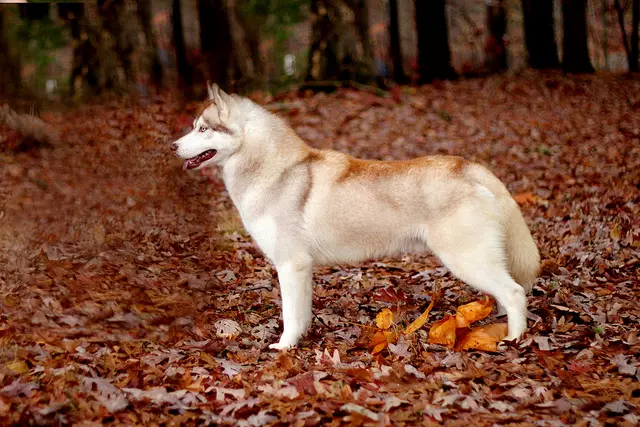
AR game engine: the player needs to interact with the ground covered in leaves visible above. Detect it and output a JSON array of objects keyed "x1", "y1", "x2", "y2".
[{"x1": 1, "y1": 71, "x2": 639, "y2": 425}]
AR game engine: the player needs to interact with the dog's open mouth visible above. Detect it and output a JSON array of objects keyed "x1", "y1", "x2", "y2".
[{"x1": 183, "y1": 150, "x2": 217, "y2": 170}]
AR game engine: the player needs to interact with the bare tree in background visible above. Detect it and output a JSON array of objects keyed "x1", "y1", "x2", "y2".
[
  {"x1": 228, "y1": 0, "x2": 265, "y2": 90},
  {"x1": 0, "y1": 8, "x2": 23, "y2": 100},
  {"x1": 198, "y1": 0, "x2": 232, "y2": 90},
  {"x1": 522, "y1": 0, "x2": 559, "y2": 69},
  {"x1": 137, "y1": 0, "x2": 163, "y2": 87},
  {"x1": 415, "y1": 0, "x2": 456, "y2": 82},
  {"x1": 613, "y1": 0, "x2": 639, "y2": 72},
  {"x1": 306, "y1": 0, "x2": 374, "y2": 83},
  {"x1": 561, "y1": 0, "x2": 594, "y2": 73},
  {"x1": 485, "y1": 0, "x2": 507, "y2": 72},
  {"x1": 173, "y1": 0, "x2": 193, "y2": 91},
  {"x1": 389, "y1": 0, "x2": 408, "y2": 83},
  {"x1": 634, "y1": 0, "x2": 640, "y2": 72},
  {"x1": 63, "y1": 0, "x2": 154, "y2": 95}
]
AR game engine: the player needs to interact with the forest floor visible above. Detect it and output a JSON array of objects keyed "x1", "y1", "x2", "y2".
[{"x1": 1, "y1": 71, "x2": 639, "y2": 426}]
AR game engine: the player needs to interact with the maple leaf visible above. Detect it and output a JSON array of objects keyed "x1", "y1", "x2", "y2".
[
  {"x1": 456, "y1": 323, "x2": 508, "y2": 352},
  {"x1": 454, "y1": 297, "x2": 493, "y2": 328},
  {"x1": 375, "y1": 308, "x2": 393, "y2": 329},
  {"x1": 428, "y1": 315, "x2": 457, "y2": 348}
]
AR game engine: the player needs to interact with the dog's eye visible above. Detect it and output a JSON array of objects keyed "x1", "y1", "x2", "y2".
[{"x1": 199, "y1": 126, "x2": 207, "y2": 132}]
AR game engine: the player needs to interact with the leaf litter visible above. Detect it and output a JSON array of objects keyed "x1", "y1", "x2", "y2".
[{"x1": 1, "y1": 72, "x2": 639, "y2": 424}]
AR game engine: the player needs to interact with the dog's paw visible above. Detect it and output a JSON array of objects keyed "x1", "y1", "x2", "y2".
[{"x1": 268, "y1": 342, "x2": 292, "y2": 351}]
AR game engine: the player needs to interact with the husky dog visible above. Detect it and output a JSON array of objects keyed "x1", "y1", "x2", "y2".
[{"x1": 171, "y1": 83, "x2": 540, "y2": 350}]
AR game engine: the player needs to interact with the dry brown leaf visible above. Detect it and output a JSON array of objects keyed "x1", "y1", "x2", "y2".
[
  {"x1": 404, "y1": 298, "x2": 435, "y2": 335},
  {"x1": 456, "y1": 323, "x2": 508, "y2": 352},
  {"x1": 375, "y1": 308, "x2": 394, "y2": 330},
  {"x1": 455, "y1": 297, "x2": 494, "y2": 328},
  {"x1": 428, "y1": 315, "x2": 457, "y2": 348}
]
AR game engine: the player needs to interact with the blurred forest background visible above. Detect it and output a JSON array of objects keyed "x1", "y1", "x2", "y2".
[{"x1": 0, "y1": 0, "x2": 639, "y2": 103}]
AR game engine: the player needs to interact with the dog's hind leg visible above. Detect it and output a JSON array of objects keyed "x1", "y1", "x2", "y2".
[
  {"x1": 425, "y1": 211, "x2": 528, "y2": 340},
  {"x1": 269, "y1": 256, "x2": 314, "y2": 350}
]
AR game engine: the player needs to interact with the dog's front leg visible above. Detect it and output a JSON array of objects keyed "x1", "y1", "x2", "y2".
[{"x1": 269, "y1": 259, "x2": 313, "y2": 350}]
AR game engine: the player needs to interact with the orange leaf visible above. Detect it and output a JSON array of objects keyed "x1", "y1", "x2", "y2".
[
  {"x1": 514, "y1": 192, "x2": 537, "y2": 205},
  {"x1": 455, "y1": 297, "x2": 494, "y2": 328},
  {"x1": 369, "y1": 330, "x2": 398, "y2": 355},
  {"x1": 428, "y1": 315, "x2": 457, "y2": 348},
  {"x1": 404, "y1": 298, "x2": 435, "y2": 335},
  {"x1": 456, "y1": 323, "x2": 508, "y2": 352},
  {"x1": 375, "y1": 308, "x2": 394, "y2": 330}
]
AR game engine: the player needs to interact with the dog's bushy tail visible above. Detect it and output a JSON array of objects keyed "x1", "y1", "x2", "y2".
[
  {"x1": 504, "y1": 201, "x2": 540, "y2": 293},
  {"x1": 467, "y1": 164, "x2": 540, "y2": 292}
]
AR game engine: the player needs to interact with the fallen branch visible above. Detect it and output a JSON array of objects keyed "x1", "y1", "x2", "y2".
[{"x1": 0, "y1": 104, "x2": 58, "y2": 150}]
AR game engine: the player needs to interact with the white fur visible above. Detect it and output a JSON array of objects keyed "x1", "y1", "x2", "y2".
[{"x1": 171, "y1": 84, "x2": 541, "y2": 349}]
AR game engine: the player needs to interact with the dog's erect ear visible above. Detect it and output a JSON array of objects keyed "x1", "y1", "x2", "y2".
[{"x1": 207, "y1": 81, "x2": 232, "y2": 119}]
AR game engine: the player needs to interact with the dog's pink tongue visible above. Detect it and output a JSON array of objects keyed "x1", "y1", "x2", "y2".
[{"x1": 182, "y1": 160, "x2": 190, "y2": 171}]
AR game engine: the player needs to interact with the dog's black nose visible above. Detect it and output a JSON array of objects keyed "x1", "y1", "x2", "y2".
[{"x1": 170, "y1": 143, "x2": 178, "y2": 152}]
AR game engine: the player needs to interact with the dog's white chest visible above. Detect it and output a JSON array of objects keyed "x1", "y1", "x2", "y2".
[{"x1": 245, "y1": 215, "x2": 278, "y2": 260}]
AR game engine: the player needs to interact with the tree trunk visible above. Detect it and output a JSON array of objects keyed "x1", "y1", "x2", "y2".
[
  {"x1": 415, "y1": 0, "x2": 456, "y2": 82},
  {"x1": 19, "y1": 3, "x2": 50, "y2": 20},
  {"x1": 631, "y1": 0, "x2": 639, "y2": 72},
  {"x1": 97, "y1": 0, "x2": 138, "y2": 85},
  {"x1": 198, "y1": 0, "x2": 232, "y2": 90},
  {"x1": 389, "y1": 0, "x2": 408, "y2": 83},
  {"x1": 137, "y1": 0, "x2": 163, "y2": 87},
  {"x1": 228, "y1": 0, "x2": 265, "y2": 90},
  {"x1": 58, "y1": 3, "x2": 91, "y2": 96},
  {"x1": 522, "y1": 0, "x2": 559, "y2": 69},
  {"x1": 173, "y1": 0, "x2": 192, "y2": 89},
  {"x1": 561, "y1": 0, "x2": 594, "y2": 73},
  {"x1": 0, "y1": 8, "x2": 23, "y2": 101},
  {"x1": 485, "y1": 0, "x2": 508, "y2": 72},
  {"x1": 306, "y1": 0, "x2": 374, "y2": 84}
]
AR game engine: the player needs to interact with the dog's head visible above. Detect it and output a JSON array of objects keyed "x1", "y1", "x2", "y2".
[{"x1": 171, "y1": 83, "x2": 243, "y2": 170}]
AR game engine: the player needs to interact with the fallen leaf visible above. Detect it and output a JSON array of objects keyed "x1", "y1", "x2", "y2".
[
  {"x1": 375, "y1": 308, "x2": 394, "y2": 330},
  {"x1": 404, "y1": 298, "x2": 435, "y2": 335},
  {"x1": 455, "y1": 297, "x2": 493, "y2": 328},
  {"x1": 340, "y1": 403, "x2": 381, "y2": 421},
  {"x1": 369, "y1": 330, "x2": 398, "y2": 354},
  {"x1": 214, "y1": 319, "x2": 242, "y2": 339},
  {"x1": 456, "y1": 323, "x2": 508, "y2": 352},
  {"x1": 428, "y1": 315, "x2": 457, "y2": 348},
  {"x1": 5, "y1": 360, "x2": 29, "y2": 375}
]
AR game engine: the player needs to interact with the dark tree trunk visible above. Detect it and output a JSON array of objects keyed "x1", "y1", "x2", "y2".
[
  {"x1": 19, "y1": 3, "x2": 50, "y2": 20},
  {"x1": 522, "y1": 0, "x2": 560, "y2": 69},
  {"x1": 306, "y1": 0, "x2": 374, "y2": 84},
  {"x1": 617, "y1": 0, "x2": 640, "y2": 72},
  {"x1": 97, "y1": 0, "x2": 137, "y2": 85},
  {"x1": 228, "y1": 0, "x2": 264, "y2": 90},
  {"x1": 485, "y1": 1, "x2": 508, "y2": 72},
  {"x1": 59, "y1": 4, "x2": 95, "y2": 96},
  {"x1": 137, "y1": 0, "x2": 163, "y2": 87},
  {"x1": 562, "y1": 0, "x2": 594, "y2": 73},
  {"x1": 633, "y1": 0, "x2": 639, "y2": 72},
  {"x1": 173, "y1": 0, "x2": 192, "y2": 89},
  {"x1": 415, "y1": 0, "x2": 456, "y2": 82},
  {"x1": 389, "y1": 0, "x2": 408, "y2": 83},
  {"x1": 198, "y1": 0, "x2": 232, "y2": 91},
  {"x1": 0, "y1": 8, "x2": 23, "y2": 101}
]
